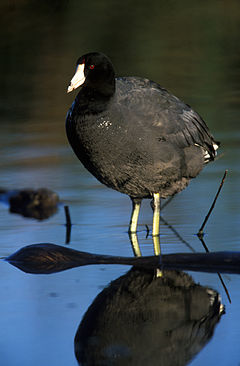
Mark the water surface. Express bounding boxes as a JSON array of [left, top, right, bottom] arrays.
[[0, 1, 240, 365]]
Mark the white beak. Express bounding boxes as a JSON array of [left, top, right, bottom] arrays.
[[67, 63, 85, 93]]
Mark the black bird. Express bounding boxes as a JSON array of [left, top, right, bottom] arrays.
[[66, 52, 219, 252]]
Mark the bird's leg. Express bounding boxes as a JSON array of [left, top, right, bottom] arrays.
[[128, 197, 142, 233], [129, 232, 142, 257], [152, 193, 160, 236], [152, 193, 162, 277], [152, 193, 161, 256], [128, 197, 142, 257]]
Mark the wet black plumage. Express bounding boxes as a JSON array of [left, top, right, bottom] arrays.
[[66, 52, 219, 233]]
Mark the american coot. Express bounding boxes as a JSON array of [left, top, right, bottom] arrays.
[[66, 52, 219, 253]]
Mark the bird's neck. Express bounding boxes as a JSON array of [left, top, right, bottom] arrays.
[[75, 85, 114, 114]]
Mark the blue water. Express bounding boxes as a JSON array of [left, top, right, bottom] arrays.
[[1, 1, 240, 365]]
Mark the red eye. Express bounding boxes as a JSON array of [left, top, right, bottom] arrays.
[[89, 64, 95, 70]]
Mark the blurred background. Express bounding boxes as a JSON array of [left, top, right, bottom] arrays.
[[0, 1, 240, 365]]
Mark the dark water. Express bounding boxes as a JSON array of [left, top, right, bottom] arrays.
[[0, 1, 240, 365]]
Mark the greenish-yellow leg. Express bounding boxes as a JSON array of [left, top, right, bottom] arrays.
[[128, 198, 142, 257], [128, 198, 142, 233], [129, 232, 142, 257], [152, 193, 162, 276], [152, 193, 161, 256]]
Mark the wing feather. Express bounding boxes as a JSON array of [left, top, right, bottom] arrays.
[[116, 77, 219, 161]]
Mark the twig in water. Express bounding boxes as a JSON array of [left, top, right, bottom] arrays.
[[145, 224, 150, 238], [198, 170, 228, 237], [197, 172, 230, 303], [197, 234, 231, 304], [64, 205, 72, 227], [64, 205, 72, 244]]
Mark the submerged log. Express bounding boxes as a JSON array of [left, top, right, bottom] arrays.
[[4, 243, 240, 275], [0, 188, 59, 220]]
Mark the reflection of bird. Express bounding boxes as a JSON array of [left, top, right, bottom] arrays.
[[75, 267, 224, 366], [66, 52, 219, 249]]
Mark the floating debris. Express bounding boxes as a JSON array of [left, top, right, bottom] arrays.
[[0, 188, 59, 220]]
